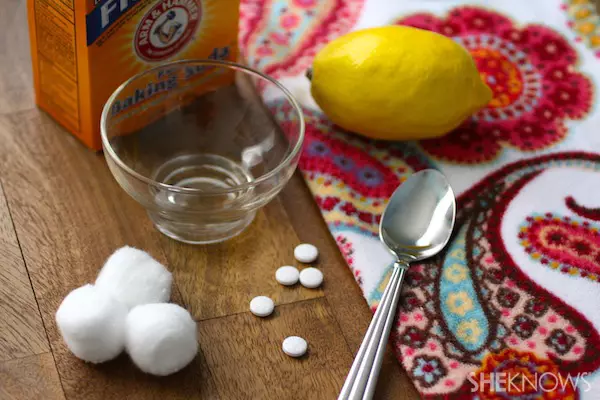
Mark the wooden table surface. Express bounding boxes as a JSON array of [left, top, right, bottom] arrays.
[[0, 1, 419, 399]]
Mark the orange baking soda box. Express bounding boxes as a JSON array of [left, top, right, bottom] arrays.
[[26, 0, 239, 149]]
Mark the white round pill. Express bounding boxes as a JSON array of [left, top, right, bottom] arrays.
[[294, 244, 318, 263], [276, 266, 300, 286], [282, 336, 308, 358], [299, 268, 323, 289], [249, 296, 274, 317]]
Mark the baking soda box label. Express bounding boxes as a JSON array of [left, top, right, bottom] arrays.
[[27, 0, 239, 149]]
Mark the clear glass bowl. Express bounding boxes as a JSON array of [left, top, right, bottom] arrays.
[[101, 60, 305, 244]]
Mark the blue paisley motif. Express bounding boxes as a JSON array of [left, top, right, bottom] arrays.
[[439, 224, 489, 352]]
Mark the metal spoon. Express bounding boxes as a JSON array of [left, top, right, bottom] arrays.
[[338, 169, 456, 400]]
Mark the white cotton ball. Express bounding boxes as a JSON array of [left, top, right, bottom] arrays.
[[95, 246, 172, 309], [55, 284, 127, 363], [125, 303, 198, 376]]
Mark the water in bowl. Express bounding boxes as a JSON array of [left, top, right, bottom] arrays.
[[152, 153, 254, 209]]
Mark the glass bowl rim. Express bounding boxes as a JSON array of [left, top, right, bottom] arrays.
[[100, 59, 305, 195]]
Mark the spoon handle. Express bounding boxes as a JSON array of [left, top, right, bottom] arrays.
[[338, 261, 408, 400], [362, 263, 408, 399], [338, 265, 400, 400]]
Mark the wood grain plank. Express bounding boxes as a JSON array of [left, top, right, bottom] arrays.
[[0, 179, 48, 361], [280, 174, 420, 399], [0, 0, 35, 114], [0, 110, 219, 399], [0, 353, 64, 400], [53, 351, 219, 400], [199, 298, 353, 400], [162, 197, 323, 321]]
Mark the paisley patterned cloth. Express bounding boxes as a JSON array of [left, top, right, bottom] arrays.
[[240, 0, 600, 398]]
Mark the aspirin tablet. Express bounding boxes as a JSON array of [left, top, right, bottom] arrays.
[[282, 336, 308, 358], [294, 244, 318, 263], [249, 296, 274, 317], [299, 268, 323, 289], [276, 266, 300, 286]]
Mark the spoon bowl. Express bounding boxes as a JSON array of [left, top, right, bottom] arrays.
[[380, 169, 456, 260]]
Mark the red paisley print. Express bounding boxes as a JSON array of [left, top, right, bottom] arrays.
[[519, 213, 600, 281], [396, 153, 600, 398], [240, 0, 364, 79]]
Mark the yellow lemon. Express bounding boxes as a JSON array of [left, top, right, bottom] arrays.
[[309, 26, 492, 140]]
